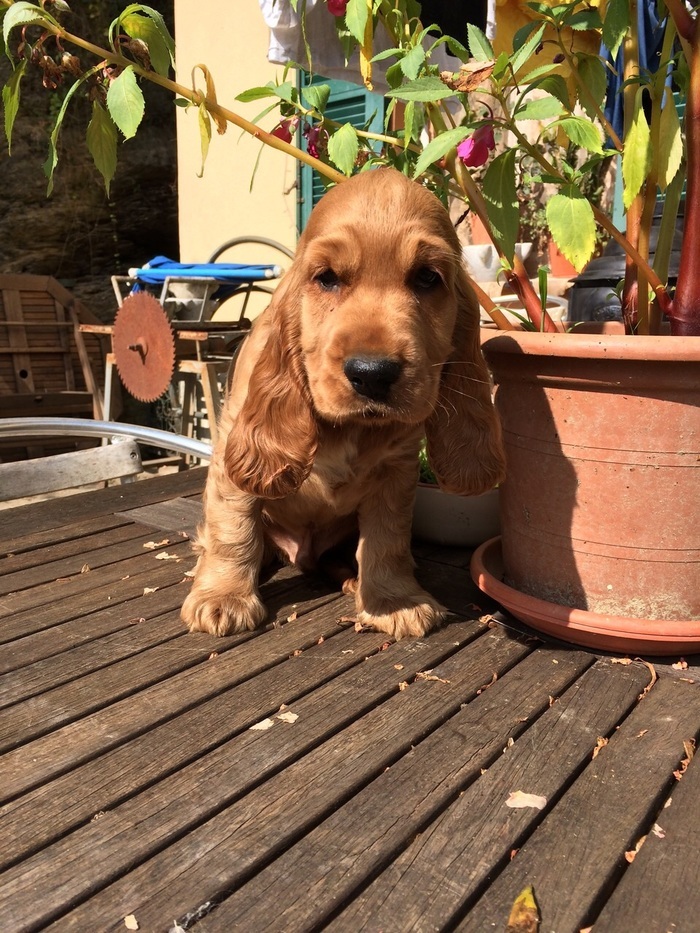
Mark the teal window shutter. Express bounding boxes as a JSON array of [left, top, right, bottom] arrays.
[[297, 73, 385, 232]]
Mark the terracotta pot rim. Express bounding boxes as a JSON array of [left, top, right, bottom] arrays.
[[481, 330, 700, 363], [471, 536, 700, 656]]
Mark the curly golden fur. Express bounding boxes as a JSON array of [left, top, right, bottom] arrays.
[[182, 167, 505, 639]]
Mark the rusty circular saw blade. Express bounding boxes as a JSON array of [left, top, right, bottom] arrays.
[[112, 292, 176, 402]]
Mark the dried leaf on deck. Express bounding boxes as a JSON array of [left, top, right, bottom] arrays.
[[287, 611, 298, 622], [143, 586, 159, 595], [625, 834, 646, 862], [637, 660, 657, 698], [477, 672, 498, 694], [673, 738, 696, 780], [124, 916, 139, 931], [415, 669, 450, 684], [611, 657, 633, 665], [155, 551, 181, 561], [506, 885, 540, 932], [80, 564, 90, 573], [651, 822, 666, 838], [506, 791, 547, 811], [277, 711, 299, 724], [592, 736, 608, 759], [143, 539, 169, 549], [249, 718, 275, 731], [672, 658, 689, 670]]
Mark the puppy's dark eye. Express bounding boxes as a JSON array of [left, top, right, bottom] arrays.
[[412, 266, 441, 290], [315, 268, 341, 291]]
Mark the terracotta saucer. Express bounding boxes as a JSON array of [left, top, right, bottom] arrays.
[[470, 536, 700, 657]]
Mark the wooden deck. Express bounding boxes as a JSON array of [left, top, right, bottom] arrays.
[[1, 469, 698, 933]]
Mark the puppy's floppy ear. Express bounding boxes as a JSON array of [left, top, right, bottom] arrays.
[[425, 270, 506, 495], [224, 272, 318, 499]]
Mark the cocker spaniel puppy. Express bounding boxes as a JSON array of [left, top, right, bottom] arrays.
[[182, 167, 505, 639]]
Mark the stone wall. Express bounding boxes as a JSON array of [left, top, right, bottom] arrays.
[[0, 1, 178, 321]]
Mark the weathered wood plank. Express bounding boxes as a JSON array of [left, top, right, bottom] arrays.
[[327, 658, 651, 933], [0, 593, 355, 805], [0, 575, 342, 748], [0, 620, 486, 924], [453, 675, 700, 933], [200, 645, 596, 931], [1, 512, 133, 561], [117, 497, 204, 536], [0, 526, 171, 597], [45, 625, 532, 933], [0, 466, 206, 538], [593, 748, 700, 933]]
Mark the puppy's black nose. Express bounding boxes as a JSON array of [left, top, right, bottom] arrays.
[[343, 356, 402, 402]]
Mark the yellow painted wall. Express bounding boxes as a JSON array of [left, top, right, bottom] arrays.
[[174, 0, 298, 265]]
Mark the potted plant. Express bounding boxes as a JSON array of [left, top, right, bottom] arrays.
[[412, 440, 500, 547], [2, 0, 698, 652]]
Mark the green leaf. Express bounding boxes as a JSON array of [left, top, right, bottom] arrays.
[[567, 9, 602, 30], [531, 73, 571, 110], [385, 76, 453, 102], [514, 95, 563, 122], [327, 123, 359, 176], [546, 186, 596, 271], [482, 149, 519, 261], [271, 80, 296, 104], [302, 83, 331, 114], [43, 70, 91, 195], [106, 66, 145, 140], [86, 99, 118, 195], [657, 90, 682, 190], [575, 53, 607, 117], [509, 23, 545, 76], [512, 21, 540, 54], [121, 12, 172, 76], [235, 86, 278, 103], [555, 116, 603, 153], [345, 0, 369, 45], [622, 90, 651, 207], [111, 4, 174, 63], [400, 43, 425, 81], [3, 2, 54, 53], [602, 0, 630, 59], [2, 59, 26, 155], [197, 102, 211, 178], [467, 23, 494, 62], [412, 126, 469, 178]]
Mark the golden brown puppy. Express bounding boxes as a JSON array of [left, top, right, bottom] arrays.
[[182, 167, 505, 639]]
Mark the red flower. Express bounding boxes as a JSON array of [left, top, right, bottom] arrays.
[[303, 124, 326, 159], [327, 0, 347, 16], [270, 118, 298, 144], [457, 125, 495, 168]]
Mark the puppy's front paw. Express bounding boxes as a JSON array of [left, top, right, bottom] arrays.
[[182, 590, 267, 636], [356, 597, 447, 640]]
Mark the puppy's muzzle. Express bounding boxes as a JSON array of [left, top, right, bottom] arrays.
[[343, 356, 402, 402]]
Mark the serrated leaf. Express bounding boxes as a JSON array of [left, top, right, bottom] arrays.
[[2, 60, 26, 154], [622, 91, 651, 207], [531, 73, 571, 110], [114, 4, 174, 58], [556, 116, 603, 153], [509, 23, 546, 76], [3, 2, 52, 52], [515, 95, 563, 122], [197, 102, 211, 178], [86, 99, 118, 194], [657, 91, 682, 190], [43, 70, 91, 195], [575, 53, 607, 117], [567, 9, 602, 30], [482, 149, 519, 261], [412, 126, 469, 178], [106, 66, 145, 140], [512, 21, 540, 54], [467, 23, 493, 62], [302, 83, 331, 114], [386, 75, 453, 102], [400, 43, 425, 81], [546, 186, 596, 271], [121, 12, 172, 76], [235, 86, 278, 103], [602, 0, 630, 59], [327, 122, 358, 176], [345, 0, 369, 46]]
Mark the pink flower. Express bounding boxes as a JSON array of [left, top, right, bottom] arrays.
[[327, 0, 347, 16], [457, 125, 495, 168], [270, 118, 298, 144], [303, 124, 325, 159]]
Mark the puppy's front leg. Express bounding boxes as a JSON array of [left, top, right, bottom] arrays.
[[181, 485, 267, 637], [354, 471, 447, 639]]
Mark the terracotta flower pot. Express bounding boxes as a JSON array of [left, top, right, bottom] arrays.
[[475, 330, 700, 654]]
